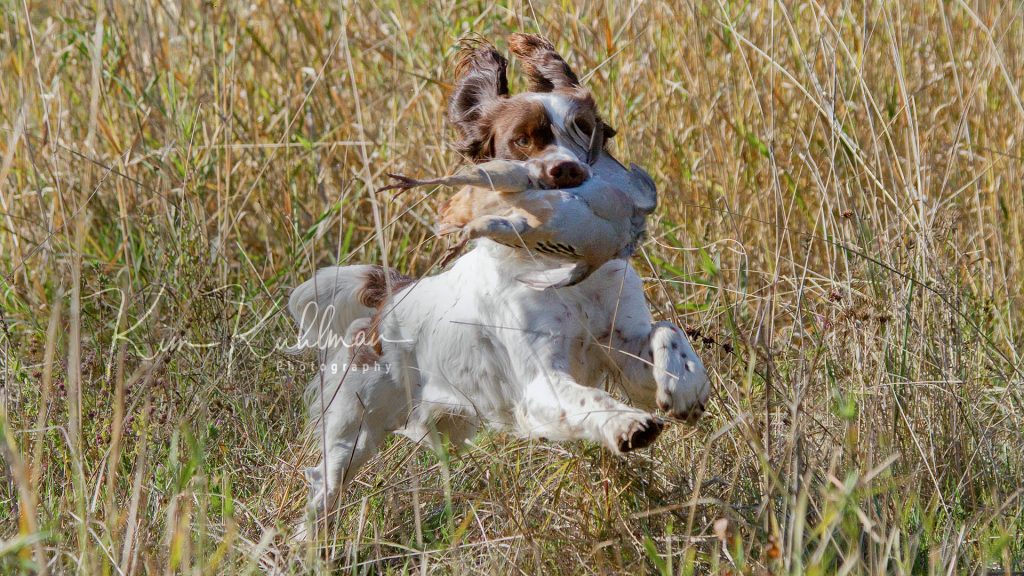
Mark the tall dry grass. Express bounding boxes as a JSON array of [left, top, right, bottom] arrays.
[[1, 0, 1022, 573]]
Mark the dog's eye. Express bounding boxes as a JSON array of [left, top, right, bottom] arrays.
[[514, 135, 530, 148]]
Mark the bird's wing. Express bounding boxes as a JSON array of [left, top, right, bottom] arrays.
[[515, 262, 590, 290]]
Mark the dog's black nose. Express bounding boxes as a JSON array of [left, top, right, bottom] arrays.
[[547, 160, 588, 188]]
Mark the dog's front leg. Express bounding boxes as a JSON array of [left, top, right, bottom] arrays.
[[609, 321, 710, 423], [582, 260, 710, 422], [518, 372, 663, 453]]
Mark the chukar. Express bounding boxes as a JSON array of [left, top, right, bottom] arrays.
[[381, 150, 657, 289]]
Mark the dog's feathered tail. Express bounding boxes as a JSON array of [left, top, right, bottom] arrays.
[[288, 265, 414, 416], [288, 266, 378, 355]]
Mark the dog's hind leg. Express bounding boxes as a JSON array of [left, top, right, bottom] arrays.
[[305, 341, 408, 529]]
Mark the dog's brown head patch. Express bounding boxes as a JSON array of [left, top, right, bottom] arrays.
[[448, 34, 616, 164]]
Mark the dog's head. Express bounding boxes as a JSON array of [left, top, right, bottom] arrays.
[[447, 34, 617, 189]]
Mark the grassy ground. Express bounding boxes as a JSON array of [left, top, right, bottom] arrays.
[[1, 0, 1023, 573]]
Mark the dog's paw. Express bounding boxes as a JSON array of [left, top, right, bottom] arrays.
[[609, 413, 664, 453], [651, 322, 710, 423]]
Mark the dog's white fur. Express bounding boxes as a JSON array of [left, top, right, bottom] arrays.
[[289, 241, 710, 520]]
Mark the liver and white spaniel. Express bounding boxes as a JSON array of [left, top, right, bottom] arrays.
[[290, 34, 710, 527]]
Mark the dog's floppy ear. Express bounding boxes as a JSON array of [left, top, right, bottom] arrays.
[[507, 33, 580, 92], [448, 37, 509, 159]]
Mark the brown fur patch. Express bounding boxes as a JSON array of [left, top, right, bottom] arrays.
[[359, 266, 415, 309], [487, 99, 555, 160], [507, 33, 580, 92], [352, 267, 417, 362], [448, 37, 510, 159], [349, 326, 382, 364]]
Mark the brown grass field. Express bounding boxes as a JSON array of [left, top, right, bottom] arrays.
[[2, 0, 1023, 573]]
